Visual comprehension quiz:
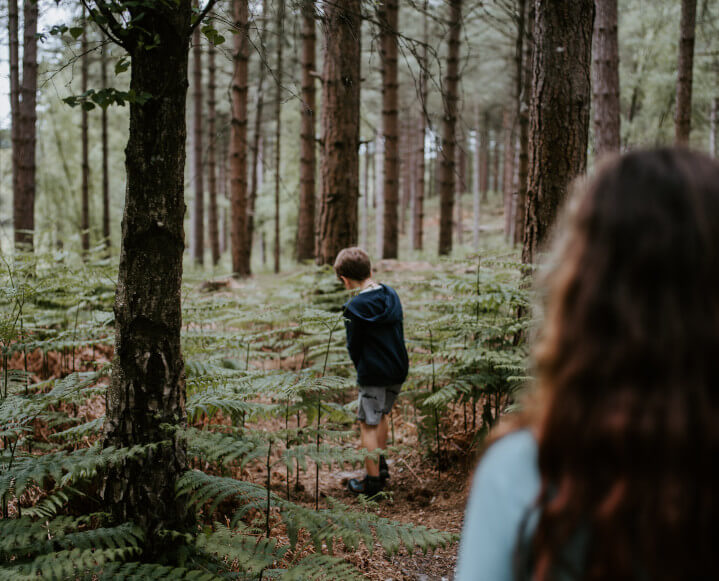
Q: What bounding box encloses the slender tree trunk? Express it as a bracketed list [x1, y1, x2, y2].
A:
[515, 0, 533, 246]
[296, 0, 316, 261]
[379, 0, 399, 259]
[400, 119, 411, 237]
[501, 107, 514, 240]
[592, 0, 620, 155]
[492, 133, 500, 193]
[412, 0, 428, 252]
[81, 13, 91, 256]
[273, 0, 284, 273]
[9, 0, 20, 230]
[207, 37, 220, 265]
[438, 0, 462, 256]
[361, 142, 370, 249]
[316, 0, 361, 265]
[230, 0, 251, 277]
[674, 0, 697, 146]
[103, 2, 194, 552]
[522, 0, 594, 264]
[101, 45, 111, 251]
[472, 116, 480, 251]
[480, 112, 489, 202]
[374, 131, 384, 256]
[455, 137, 465, 245]
[192, 19, 204, 265]
[14, 0, 38, 251]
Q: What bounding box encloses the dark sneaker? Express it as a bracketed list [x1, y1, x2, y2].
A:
[379, 455, 390, 481]
[347, 474, 385, 496]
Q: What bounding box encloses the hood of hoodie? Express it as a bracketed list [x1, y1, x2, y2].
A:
[344, 284, 403, 324]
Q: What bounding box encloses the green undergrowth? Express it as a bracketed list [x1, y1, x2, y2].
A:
[0, 244, 529, 579]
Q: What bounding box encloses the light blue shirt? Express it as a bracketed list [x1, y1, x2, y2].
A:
[455, 430, 541, 581]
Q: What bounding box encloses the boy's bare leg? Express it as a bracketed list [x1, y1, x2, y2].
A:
[360, 421, 381, 477]
[360, 415, 389, 477]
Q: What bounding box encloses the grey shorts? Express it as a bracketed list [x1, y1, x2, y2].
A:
[357, 385, 401, 426]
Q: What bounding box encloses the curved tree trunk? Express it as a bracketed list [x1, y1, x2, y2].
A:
[296, 0, 316, 261]
[674, 0, 697, 146]
[592, 0, 620, 155]
[379, 0, 399, 259]
[192, 21, 204, 265]
[230, 0, 250, 277]
[316, 0, 361, 265]
[438, 0, 462, 256]
[522, 0, 594, 264]
[81, 13, 90, 256]
[207, 37, 220, 265]
[103, 2, 194, 553]
[14, 0, 38, 251]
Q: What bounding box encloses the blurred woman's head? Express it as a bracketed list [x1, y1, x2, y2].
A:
[532, 149, 719, 580]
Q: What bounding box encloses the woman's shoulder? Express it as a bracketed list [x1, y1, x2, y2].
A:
[477, 429, 539, 484]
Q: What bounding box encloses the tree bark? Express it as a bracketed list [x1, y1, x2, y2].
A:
[296, 0, 316, 261]
[455, 137, 465, 245]
[14, 0, 38, 251]
[592, 0, 620, 155]
[374, 131, 384, 256]
[316, 0, 361, 265]
[207, 36, 220, 265]
[711, 96, 718, 158]
[361, 142, 370, 249]
[230, 0, 251, 277]
[522, 0, 594, 264]
[492, 132, 500, 193]
[674, 0, 697, 146]
[472, 114, 480, 251]
[479, 111, 489, 202]
[438, 0, 462, 256]
[101, 45, 111, 251]
[191, 20, 204, 265]
[501, 107, 514, 240]
[379, 0, 400, 259]
[9, 0, 20, 232]
[412, 2, 427, 252]
[273, 0, 284, 273]
[514, 0, 533, 246]
[81, 13, 91, 256]
[103, 2, 194, 551]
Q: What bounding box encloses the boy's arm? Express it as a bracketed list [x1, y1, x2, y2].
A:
[344, 314, 364, 367]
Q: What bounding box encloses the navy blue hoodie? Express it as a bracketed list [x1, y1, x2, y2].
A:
[343, 284, 409, 387]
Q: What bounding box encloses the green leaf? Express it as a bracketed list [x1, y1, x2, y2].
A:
[69, 27, 83, 40]
[115, 57, 130, 75]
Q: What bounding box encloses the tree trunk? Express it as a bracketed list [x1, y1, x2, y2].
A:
[374, 131, 384, 256]
[438, 0, 462, 256]
[192, 20, 204, 265]
[492, 132, 500, 193]
[81, 13, 91, 256]
[14, 0, 38, 251]
[400, 119, 411, 237]
[515, 0, 533, 246]
[296, 0, 316, 261]
[674, 0, 697, 146]
[711, 96, 718, 158]
[361, 142, 370, 249]
[230, 0, 251, 277]
[316, 0, 361, 265]
[480, 112, 489, 202]
[522, 0, 594, 264]
[412, 2, 428, 252]
[103, 2, 194, 552]
[379, 0, 399, 259]
[273, 0, 284, 273]
[207, 37, 220, 265]
[501, 107, 514, 240]
[101, 45, 111, 251]
[472, 115, 480, 251]
[592, 0, 620, 155]
[9, 0, 20, 233]
[455, 137, 465, 245]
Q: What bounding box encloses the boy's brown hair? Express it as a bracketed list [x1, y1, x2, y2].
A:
[333, 247, 371, 281]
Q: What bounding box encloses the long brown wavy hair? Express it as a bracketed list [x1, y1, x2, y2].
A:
[530, 149, 719, 580]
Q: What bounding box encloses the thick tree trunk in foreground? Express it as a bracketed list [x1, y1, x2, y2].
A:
[81, 15, 91, 256]
[316, 0, 361, 265]
[207, 38, 220, 265]
[380, 0, 399, 259]
[273, 0, 284, 273]
[438, 0, 462, 256]
[101, 45, 111, 250]
[192, 23, 204, 265]
[592, 0, 620, 155]
[296, 0, 316, 261]
[522, 0, 594, 264]
[103, 3, 193, 548]
[515, 0, 533, 246]
[674, 0, 697, 146]
[14, 0, 38, 251]
[230, 0, 250, 277]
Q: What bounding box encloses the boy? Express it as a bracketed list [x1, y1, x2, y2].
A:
[333, 247, 409, 496]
